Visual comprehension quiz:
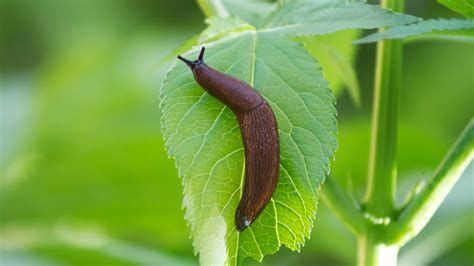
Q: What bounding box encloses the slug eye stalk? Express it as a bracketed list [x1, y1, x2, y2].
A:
[177, 47, 205, 69]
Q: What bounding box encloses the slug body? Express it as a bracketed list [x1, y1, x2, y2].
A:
[178, 47, 280, 232]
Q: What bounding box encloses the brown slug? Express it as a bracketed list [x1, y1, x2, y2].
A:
[177, 47, 280, 232]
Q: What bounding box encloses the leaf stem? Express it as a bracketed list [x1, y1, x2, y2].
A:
[320, 177, 366, 235]
[388, 119, 474, 244]
[364, 0, 405, 218]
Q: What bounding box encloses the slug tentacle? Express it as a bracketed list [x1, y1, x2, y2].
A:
[198, 46, 205, 61]
[177, 47, 205, 69]
[177, 47, 280, 232]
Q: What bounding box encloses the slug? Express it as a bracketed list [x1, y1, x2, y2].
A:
[177, 47, 280, 232]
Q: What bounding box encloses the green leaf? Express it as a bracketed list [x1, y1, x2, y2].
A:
[355, 19, 474, 43]
[438, 0, 474, 18]
[297, 30, 361, 106]
[197, 0, 230, 18]
[159, 17, 253, 64]
[260, 0, 418, 36]
[199, 17, 254, 43]
[220, 0, 277, 27]
[160, 30, 337, 265]
[197, 0, 276, 26]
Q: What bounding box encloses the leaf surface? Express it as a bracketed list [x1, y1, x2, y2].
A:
[161, 30, 337, 265]
[197, 0, 276, 26]
[261, 0, 418, 36]
[297, 30, 361, 106]
[438, 0, 474, 18]
[355, 19, 474, 43]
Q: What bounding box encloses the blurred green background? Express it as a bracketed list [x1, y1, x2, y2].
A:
[0, 0, 472, 265]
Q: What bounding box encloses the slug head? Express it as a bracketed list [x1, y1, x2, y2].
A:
[177, 46, 205, 70]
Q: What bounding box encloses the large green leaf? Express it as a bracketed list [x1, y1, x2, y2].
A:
[160, 31, 337, 265]
[438, 0, 474, 18]
[260, 0, 418, 36]
[355, 19, 474, 43]
[197, 0, 417, 36]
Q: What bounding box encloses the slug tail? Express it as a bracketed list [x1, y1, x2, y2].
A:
[235, 102, 280, 232]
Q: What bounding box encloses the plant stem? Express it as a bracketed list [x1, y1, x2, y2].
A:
[364, 0, 405, 218]
[357, 230, 399, 266]
[358, 0, 405, 265]
[388, 119, 474, 244]
[320, 177, 366, 235]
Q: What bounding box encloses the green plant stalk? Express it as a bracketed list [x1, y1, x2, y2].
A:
[389, 119, 474, 244]
[364, 2, 404, 217]
[357, 229, 399, 266]
[360, 0, 404, 264]
[320, 177, 366, 235]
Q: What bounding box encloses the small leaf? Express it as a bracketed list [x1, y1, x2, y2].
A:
[197, 0, 276, 26]
[297, 30, 361, 106]
[355, 19, 474, 43]
[220, 0, 277, 27]
[438, 0, 474, 18]
[199, 17, 254, 43]
[159, 17, 253, 64]
[160, 30, 337, 265]
[197, 0, 230, 18]
[261, 0, 418, 36]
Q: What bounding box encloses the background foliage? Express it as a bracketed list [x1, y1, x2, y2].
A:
[1, 0, 473, 265]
